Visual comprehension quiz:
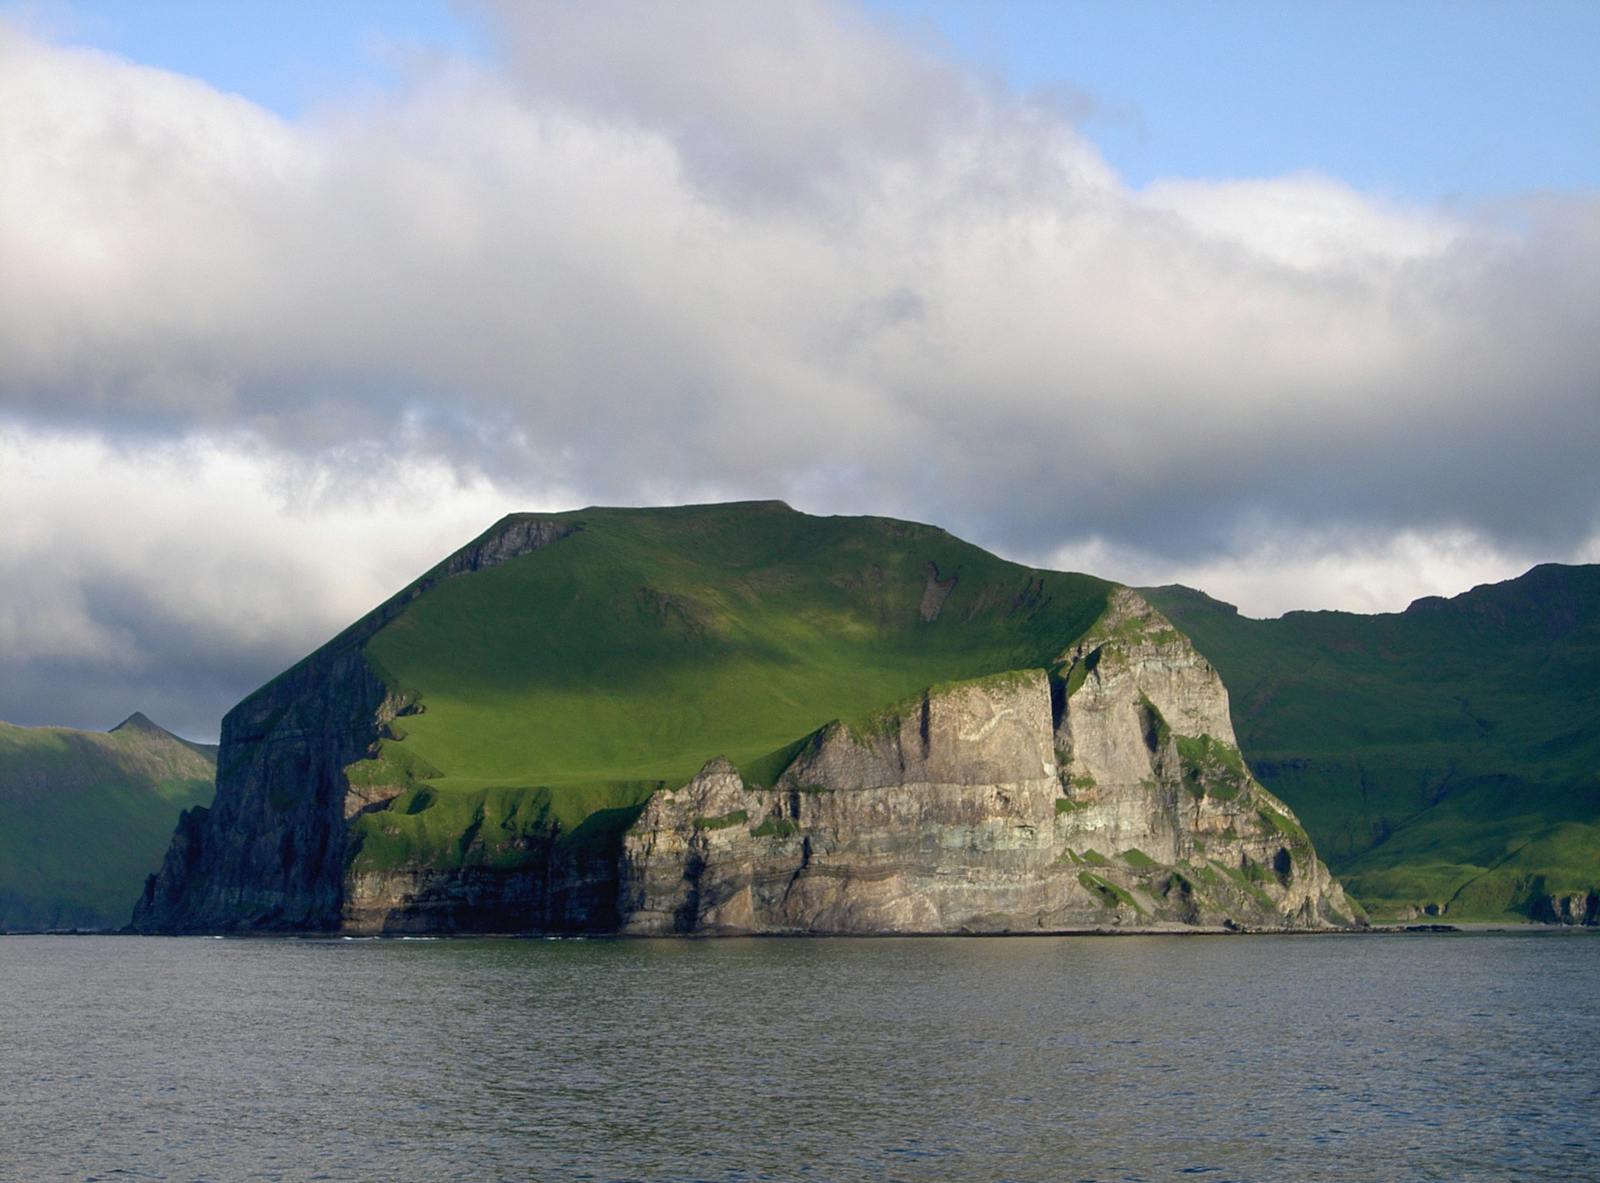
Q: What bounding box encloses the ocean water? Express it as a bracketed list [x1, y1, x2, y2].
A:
[1, 931, 1596, 1182]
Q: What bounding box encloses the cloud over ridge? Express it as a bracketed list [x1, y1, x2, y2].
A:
[2, 2, 1597, 735]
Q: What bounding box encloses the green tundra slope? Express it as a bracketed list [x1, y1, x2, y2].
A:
[1144, 565, 1600, 922]
[347, 502, 1113, 873]
[0, 714, 215, 930]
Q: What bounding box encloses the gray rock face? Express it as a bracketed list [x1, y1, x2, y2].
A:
[621, 593, 1360, 934]
[621, 672, 1066, 934]
[441, 517, 574, 577]
[1050, 590, 1355, 928]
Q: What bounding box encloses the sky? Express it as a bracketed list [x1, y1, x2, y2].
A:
[2, 0, 1597, 739]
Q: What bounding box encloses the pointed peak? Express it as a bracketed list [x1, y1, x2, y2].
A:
[109, 713, 219, 761]
[111, 711, 167, 736]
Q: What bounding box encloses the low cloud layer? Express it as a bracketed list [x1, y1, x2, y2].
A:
[2, 4, 1597, 737]
[0, 428, 570, 737]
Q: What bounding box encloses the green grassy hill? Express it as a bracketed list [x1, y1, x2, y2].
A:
[0, 713, 215, 930]
[346, 502, 1114, 874]
[1144, 565, 1600, 922]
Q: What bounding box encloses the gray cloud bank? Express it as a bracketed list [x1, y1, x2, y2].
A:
[2, 3, 1597, 738]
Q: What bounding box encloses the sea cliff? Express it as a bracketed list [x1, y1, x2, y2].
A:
[133, 506, 1358, 935]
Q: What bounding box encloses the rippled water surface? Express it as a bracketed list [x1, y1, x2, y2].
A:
[2, 932, 1597, 1181]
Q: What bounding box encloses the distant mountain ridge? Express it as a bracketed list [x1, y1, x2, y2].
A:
[1144, 563, 1600, 922]
[0, 714, 216, 931]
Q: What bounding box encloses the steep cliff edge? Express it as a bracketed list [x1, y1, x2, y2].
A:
[132, 516, 576, 932]
[133, 503, 1357, 934]
[623, 592, 1357, 933]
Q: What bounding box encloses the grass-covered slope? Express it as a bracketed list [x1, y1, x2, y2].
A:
[347, 502, 1113, 874]
[0, 714, 215, 930]
[1144, 565, 1600, 922]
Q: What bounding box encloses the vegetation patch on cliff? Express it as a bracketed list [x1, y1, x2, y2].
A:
[349, 779, 659, 873]
[1175, 733, 1249, 801]
[1078, 871, 1146, 914]
[750, 816, 799, 839]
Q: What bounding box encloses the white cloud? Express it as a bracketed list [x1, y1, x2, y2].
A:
[0, 4, 1596, 730]
[1139, 173, 1461, 272]
[1040, 523, 1598, 619]
[0, 424, 575, 734]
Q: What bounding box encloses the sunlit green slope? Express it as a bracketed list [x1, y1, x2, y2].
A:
[1145, 565, 1600, 922]
[0, 714, 215, 930]
[350, 502, 1112, 870]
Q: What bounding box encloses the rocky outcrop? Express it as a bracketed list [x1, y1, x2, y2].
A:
[1531, 890, 1599, 926]
[1052, 590, 1355, 926]
[621, 593, 1360, 934]
[131, 515, 576, 933]
[440, 517, 575, 578]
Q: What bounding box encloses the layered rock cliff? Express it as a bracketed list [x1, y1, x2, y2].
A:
[622, 591, 1358, 934]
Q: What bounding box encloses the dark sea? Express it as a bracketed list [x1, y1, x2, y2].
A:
[1, 931, 1596, 1182]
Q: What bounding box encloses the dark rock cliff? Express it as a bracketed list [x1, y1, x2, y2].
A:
[131, 516, 576, 932]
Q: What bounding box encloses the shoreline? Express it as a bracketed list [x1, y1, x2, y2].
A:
[5, 921, 1596, 939]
